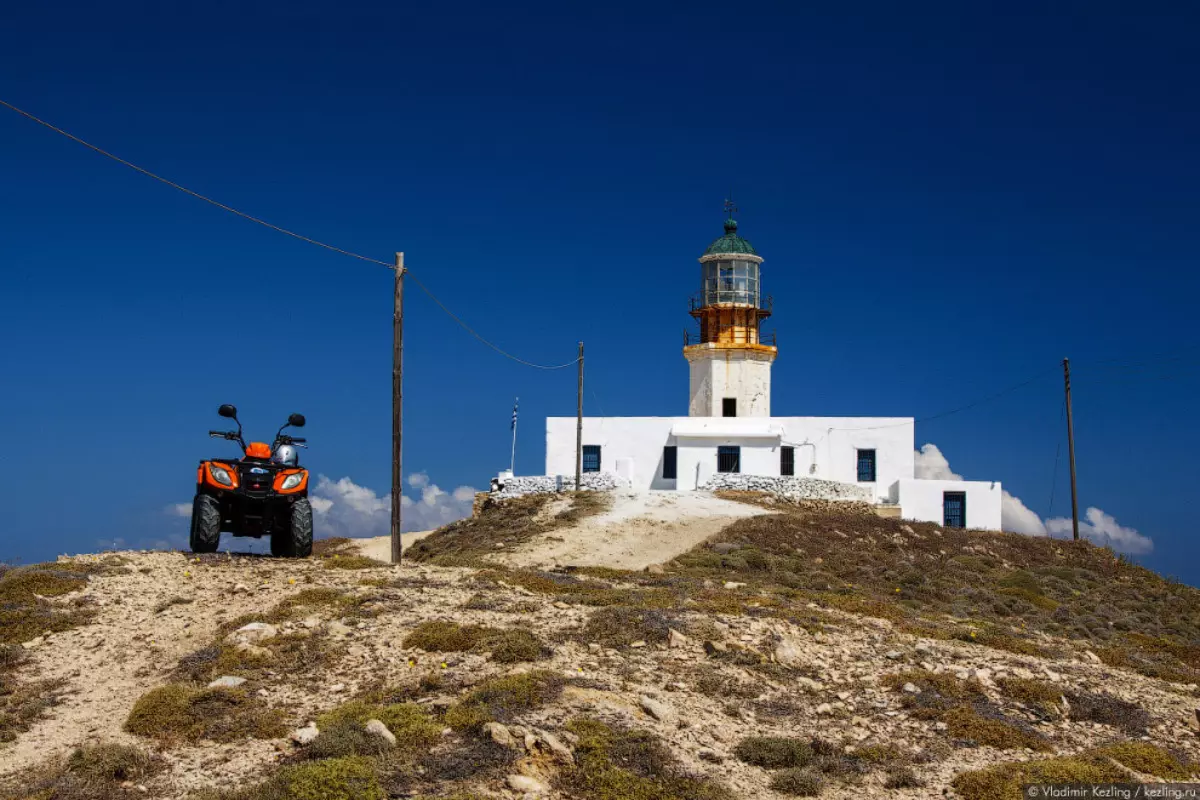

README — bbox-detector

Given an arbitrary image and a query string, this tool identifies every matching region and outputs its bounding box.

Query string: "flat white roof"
[670,418,783,439]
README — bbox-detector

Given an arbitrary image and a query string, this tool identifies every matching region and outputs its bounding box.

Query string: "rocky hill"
[2,492,1198,800]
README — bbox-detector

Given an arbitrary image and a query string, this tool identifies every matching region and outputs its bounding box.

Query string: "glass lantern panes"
[702,260,759,306]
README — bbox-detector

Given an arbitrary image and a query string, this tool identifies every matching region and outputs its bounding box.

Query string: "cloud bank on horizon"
[914,443,1152,554]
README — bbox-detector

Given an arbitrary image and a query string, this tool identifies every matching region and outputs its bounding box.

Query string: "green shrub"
[124,683,285,744]
[443,670,565,731]
[732,736,813,769]
[768,768,824,796]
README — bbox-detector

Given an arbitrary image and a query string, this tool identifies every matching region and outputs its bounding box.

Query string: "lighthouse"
[538,202,1005,532]
[685,205,776,417]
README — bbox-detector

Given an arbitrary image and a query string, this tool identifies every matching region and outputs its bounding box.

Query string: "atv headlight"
[280,472,304,491]
[209,465,234,486]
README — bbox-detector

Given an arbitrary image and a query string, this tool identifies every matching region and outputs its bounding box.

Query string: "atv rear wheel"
[189,494,221,553]
[275,498,313,558]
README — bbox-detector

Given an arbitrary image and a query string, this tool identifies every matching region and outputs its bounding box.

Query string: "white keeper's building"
[542,212,1003,531]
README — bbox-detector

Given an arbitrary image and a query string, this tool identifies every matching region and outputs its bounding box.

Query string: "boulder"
[290,722,319,745]
[506,775,549,795]
[774,634,806,668]
[207,676,247,689]
[667,629,690,649]
[484,722,515,748]
[364,719,396,746]
[225,622,278,646]
[640,695,677,726]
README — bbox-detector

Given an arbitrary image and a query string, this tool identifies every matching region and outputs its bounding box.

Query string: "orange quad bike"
[190,404,313,557]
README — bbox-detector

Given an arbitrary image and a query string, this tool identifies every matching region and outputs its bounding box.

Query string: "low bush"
[124,683,285,744]
[443,670,565,731]
[402,620,548,662]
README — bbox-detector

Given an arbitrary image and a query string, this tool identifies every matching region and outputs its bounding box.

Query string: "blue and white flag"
[511,398,519,430]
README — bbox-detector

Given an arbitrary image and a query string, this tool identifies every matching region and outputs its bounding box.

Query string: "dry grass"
[0,743,163,800]
[0,563,97,645]
[952,742,1195,800]
[882,670,1051,751]
[402,620,549,662]
[124,683,286,744]
[0,642,67,744]
[559,717,728,800]
[194,756,385,800]
[669,508,1200,681]
[442,670,566,731]
[579,606,677,648]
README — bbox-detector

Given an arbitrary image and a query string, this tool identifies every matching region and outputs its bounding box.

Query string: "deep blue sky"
[2,2,1198,579]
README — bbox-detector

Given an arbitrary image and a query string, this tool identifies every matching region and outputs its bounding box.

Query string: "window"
[722,398,737,417]
[717,446,741,473]
[943,491,966,528]
[662,446,677,480]
[780,446,795,476]
[582,445,601,473]
[856,449,876,482]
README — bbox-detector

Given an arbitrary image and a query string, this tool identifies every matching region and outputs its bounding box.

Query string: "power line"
[0,97,580,371]
[828,364,1060,431]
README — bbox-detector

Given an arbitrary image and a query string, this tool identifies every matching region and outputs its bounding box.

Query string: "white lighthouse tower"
[684,204,776,417]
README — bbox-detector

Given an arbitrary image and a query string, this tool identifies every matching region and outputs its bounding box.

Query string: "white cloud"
[166,503,192,517]
[916,442,1148,553]
[1001,491,1046,536]
[1046,507,1153,555]
[310,472,477,538]
[914,443,961,481]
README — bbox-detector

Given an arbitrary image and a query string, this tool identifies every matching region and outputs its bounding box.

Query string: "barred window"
[717,446,740,473]
[944,492,966,528]
[856,449,876,482]
[582,445,601,473]
[781,446,795,476]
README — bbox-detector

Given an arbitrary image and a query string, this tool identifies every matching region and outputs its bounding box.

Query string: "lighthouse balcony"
[689,293,773,315]
[684,328,777,348]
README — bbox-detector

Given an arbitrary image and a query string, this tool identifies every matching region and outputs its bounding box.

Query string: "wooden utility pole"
[1063,358,1079,541]
[575,341,584,491]
[391,253,405,563]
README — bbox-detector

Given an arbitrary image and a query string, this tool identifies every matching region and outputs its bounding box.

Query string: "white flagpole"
[510,397,519,474]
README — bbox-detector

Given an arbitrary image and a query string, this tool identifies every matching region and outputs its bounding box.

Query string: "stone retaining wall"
[701,473,873,503]
[491,472,624,499]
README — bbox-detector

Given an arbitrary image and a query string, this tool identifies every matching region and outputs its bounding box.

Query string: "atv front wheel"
[274,498,313,558]
[189,494,221,553]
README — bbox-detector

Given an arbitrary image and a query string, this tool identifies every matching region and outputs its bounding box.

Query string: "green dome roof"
[703,218,758,256]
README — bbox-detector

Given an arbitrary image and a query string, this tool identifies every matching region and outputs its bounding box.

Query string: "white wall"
[686,347,774,417]
[546,416,915,499]
[893,478,1002,531]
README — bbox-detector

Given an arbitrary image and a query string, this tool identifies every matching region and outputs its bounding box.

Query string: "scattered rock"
[902,683,920,694]
[646,563,665,575]
[711,542,741,555]
[535,729,573,761]
[884,650,902,660]
[326,620,352,637]
[225,622,278,645]
[1083,650,1102,664]
[364,719,397,746]
[484,722,515,748]
[207,675,247,689]
[668,629,690,649]
[698,748,724,763]
[640,695,677,726]
[704,640,728,656]
[723,581,747,590]
[774,634,806,667]
[291,723,319,745]
[506,774,549,794]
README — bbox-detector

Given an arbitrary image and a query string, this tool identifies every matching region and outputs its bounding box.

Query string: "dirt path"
[2,552,347,778]
[493,489,768,570]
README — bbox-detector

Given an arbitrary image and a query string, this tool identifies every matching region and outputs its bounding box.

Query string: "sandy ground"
[350,530,436,562]
[493,489,769,570]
